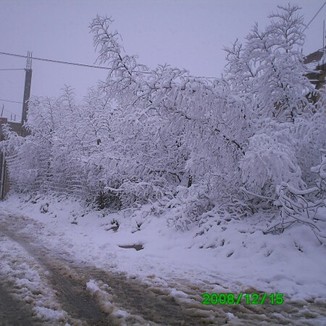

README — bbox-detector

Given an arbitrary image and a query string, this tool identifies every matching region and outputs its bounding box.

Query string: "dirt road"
[0,213,325,325]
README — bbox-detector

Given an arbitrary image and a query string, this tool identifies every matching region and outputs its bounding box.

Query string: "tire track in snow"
[0,216,116,325]
[0,281,42,326]
[0,218,219,325]
[0,213,229,325]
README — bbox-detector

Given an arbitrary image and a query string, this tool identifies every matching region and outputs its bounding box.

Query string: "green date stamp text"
[201,292,284,305]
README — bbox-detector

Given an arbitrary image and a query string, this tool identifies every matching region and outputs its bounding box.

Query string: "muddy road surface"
[0,213,325,325]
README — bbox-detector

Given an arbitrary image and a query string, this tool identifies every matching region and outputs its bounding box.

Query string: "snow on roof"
[304,48,325,65]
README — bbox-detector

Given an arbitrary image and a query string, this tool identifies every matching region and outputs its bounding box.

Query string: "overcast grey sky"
[0,0,324,121]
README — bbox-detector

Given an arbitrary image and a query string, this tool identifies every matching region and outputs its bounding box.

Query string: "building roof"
[304,47,326,89]
[304,48,325,65]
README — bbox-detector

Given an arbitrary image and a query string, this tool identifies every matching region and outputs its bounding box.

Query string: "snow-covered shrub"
[311,149,326,193]
[240,132,304,200]
[95,190,121,210]
[166,184,213,231]
[0,122,51,193]
[292,107,326,186]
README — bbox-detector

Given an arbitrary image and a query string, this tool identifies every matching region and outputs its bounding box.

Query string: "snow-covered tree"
[224,4,317,122]
[88,16,250,210]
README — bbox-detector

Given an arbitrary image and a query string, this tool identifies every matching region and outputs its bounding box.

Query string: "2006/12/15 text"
[201,292,284,305]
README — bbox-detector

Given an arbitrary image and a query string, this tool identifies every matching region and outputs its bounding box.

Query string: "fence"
[0,151,9,199]
[5,150,88,199]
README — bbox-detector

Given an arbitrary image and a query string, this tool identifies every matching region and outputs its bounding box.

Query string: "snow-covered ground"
[0,228,68,324]
[0,193,326,324]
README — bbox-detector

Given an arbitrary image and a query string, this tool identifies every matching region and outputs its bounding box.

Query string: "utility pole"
[21,51,32,136]
[0,152,5,199]
[1,52,33,199]
[323,20,325,66]
[323,20,325,49]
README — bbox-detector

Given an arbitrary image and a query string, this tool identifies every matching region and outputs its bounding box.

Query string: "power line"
[0,50,218,79]
[304,1,326,32]
[0,68,25,71]
[0,98,23,104]
[0,51,110,70]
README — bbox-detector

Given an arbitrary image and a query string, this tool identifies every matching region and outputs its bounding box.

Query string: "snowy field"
[0,194,326,325]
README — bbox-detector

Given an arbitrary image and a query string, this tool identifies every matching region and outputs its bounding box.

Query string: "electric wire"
[0,68,25,71]
[0,98,23,104]
[0,50,217,79]
[2,6,324,83]
[303,1,326,32]
[0,51,110,70]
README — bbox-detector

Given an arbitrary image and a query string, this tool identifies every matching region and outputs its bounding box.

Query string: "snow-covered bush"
[292,107,326,186]
[167,184,213,231]
[311,149,326,193]
[240,131,304,200]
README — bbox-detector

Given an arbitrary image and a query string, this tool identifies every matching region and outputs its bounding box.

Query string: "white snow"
[86,279,102,294]
[1,193,325,306]
[34,307,66,322]
[0,227,68,323]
